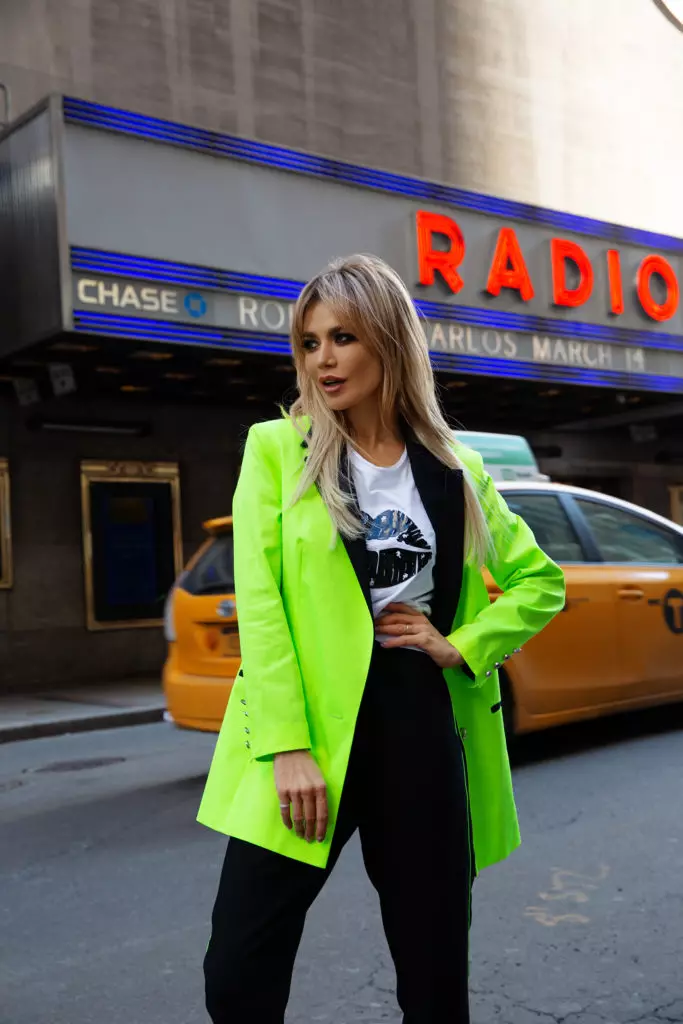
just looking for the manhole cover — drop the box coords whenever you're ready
[31,757,126,774]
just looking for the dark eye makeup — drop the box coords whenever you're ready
[301,330,357,351]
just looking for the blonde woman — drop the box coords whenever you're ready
[199,254,565,1023]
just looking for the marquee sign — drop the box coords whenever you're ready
[71,273,683,392]
[415,210,680,323]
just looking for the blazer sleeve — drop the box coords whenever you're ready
[446,452,566,685]
[232,423,312,760]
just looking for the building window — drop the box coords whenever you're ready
[80,460,183,630]
[0,459,12,589]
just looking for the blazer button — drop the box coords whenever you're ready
[514,647,522,654]
[460,727,467,740]
[494,662,502,669]
[504,653,510,661]
[244,727,250,734]
[485,670,492,678]
[240,698,247,705]
[245,741,251,750]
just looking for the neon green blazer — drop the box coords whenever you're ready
[198,417,565,870]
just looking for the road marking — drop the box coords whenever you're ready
[524,907,591,926]
[525,865,610,926]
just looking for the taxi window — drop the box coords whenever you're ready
[504,493,584,562]
[181,535,235,595]
[575,499,683,565]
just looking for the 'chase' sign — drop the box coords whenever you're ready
[74,278,210,320]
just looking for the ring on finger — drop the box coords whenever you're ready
[279,802,290,809]
[404,623,410,635]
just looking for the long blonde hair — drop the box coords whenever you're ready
[288,254,491,564]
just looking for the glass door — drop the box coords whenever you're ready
[80,460,183,630]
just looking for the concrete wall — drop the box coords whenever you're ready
[0,393,253,692]
[2,1,683,234]
[436,0,683,235]
[529,428,683,517]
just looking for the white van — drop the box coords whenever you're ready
[453,431,549,483]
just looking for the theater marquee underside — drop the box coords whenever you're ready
[70,270,683,395]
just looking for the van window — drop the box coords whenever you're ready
[454,431,544,481]
[181,535,235,596]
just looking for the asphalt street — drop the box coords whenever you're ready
[1,708,682,1024]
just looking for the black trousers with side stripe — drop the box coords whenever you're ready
[204,644,474,1024]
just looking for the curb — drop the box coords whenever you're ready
[0,706,166,745]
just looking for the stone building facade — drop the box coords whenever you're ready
[2,0,683,233]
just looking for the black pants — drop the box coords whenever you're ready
[204,645,474,1023]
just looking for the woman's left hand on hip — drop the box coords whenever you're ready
[375,603,464,669]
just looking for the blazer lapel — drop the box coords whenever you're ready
[337,448,373,616]
[405,438,465,638]
[301,433,373,617]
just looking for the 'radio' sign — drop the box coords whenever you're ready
[415,210,680,324]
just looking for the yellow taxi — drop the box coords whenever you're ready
[163,517,240,732]
[163,444,683,737]
[495,482,683,735]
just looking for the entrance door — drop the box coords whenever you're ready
[80,460,183,630]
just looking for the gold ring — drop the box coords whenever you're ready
[404,623,409,635]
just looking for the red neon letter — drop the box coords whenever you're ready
[606,249,624,316]
[636,254,679,322]
[416,210,466,294]
[486,227,534,301]
[550,238,594,307]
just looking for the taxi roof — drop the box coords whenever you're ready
[202,515,233,535]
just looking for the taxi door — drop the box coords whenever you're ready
[500,491,623,717]
[571,497,683,701]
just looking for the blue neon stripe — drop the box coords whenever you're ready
[71,310,683,393]
[71,246,304,301]
[430,352,683,392]
[72,311,293,356]
[63,97,683,255]
[70,246,683,352]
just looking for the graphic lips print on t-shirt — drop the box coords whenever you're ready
[360,509,433,589]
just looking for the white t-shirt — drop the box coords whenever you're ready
[348,446,436,623]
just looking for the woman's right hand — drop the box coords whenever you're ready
[274,750,328,844]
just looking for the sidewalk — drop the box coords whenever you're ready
[0,678,166,744]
